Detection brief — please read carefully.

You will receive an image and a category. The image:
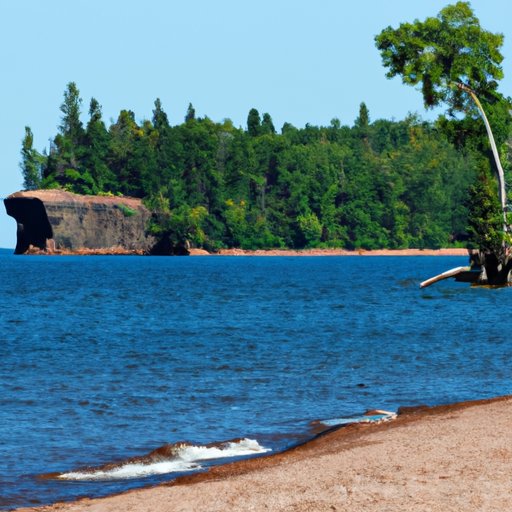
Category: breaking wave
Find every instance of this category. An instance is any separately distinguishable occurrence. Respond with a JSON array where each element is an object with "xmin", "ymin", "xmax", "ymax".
[
  {"xmin": 57, "ymin": 438, "xmax": 270, "ymax": 481},
  {"xmin": 318, "ymin": 410, "xmax": 397, "ymax": 428}
]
